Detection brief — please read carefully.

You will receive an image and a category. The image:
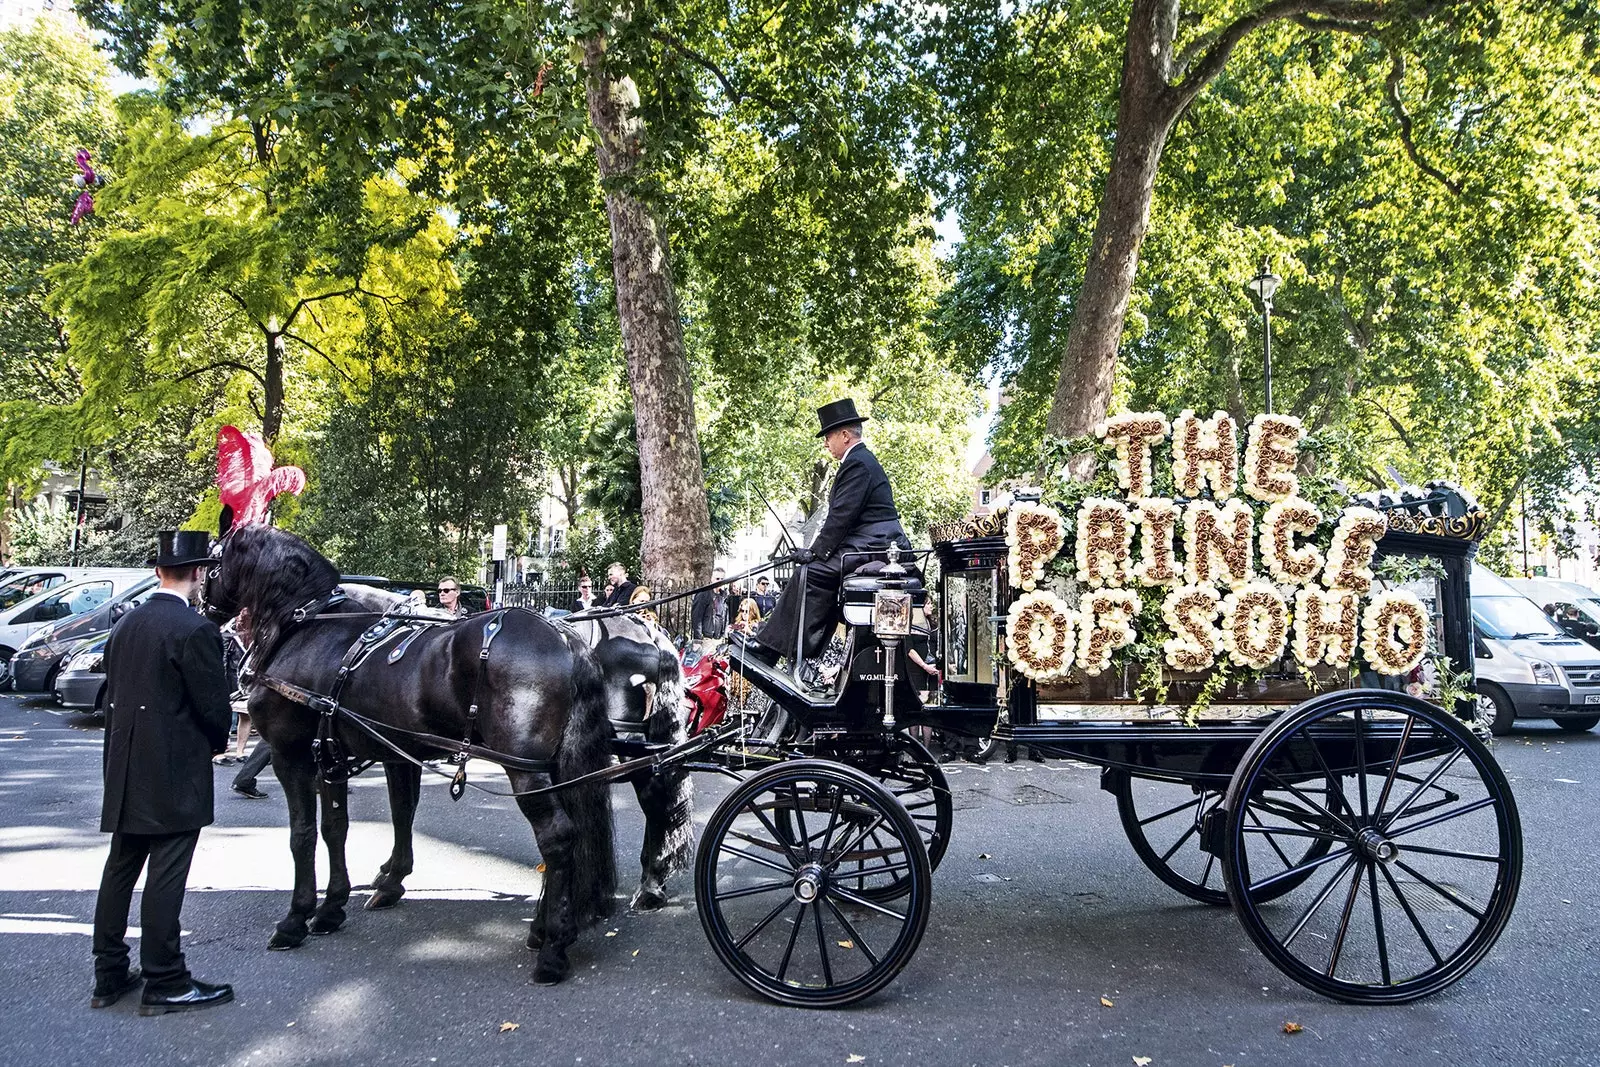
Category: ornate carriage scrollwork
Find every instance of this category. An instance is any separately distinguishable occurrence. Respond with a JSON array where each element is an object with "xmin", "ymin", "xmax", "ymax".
[
  {"xmin": 1379, "ymin": 504, "xmax": 1488, "ymax": 543},
  {"xmin": 928, "ymin": 509, "xmax": 1006, "ymax": 545}
]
